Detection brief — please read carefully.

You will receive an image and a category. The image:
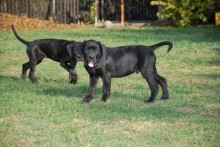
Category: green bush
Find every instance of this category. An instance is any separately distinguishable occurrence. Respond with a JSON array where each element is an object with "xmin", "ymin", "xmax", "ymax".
[{"xmin": 151, "ymin": 0, "xmax": 216, "ymax": 27}]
